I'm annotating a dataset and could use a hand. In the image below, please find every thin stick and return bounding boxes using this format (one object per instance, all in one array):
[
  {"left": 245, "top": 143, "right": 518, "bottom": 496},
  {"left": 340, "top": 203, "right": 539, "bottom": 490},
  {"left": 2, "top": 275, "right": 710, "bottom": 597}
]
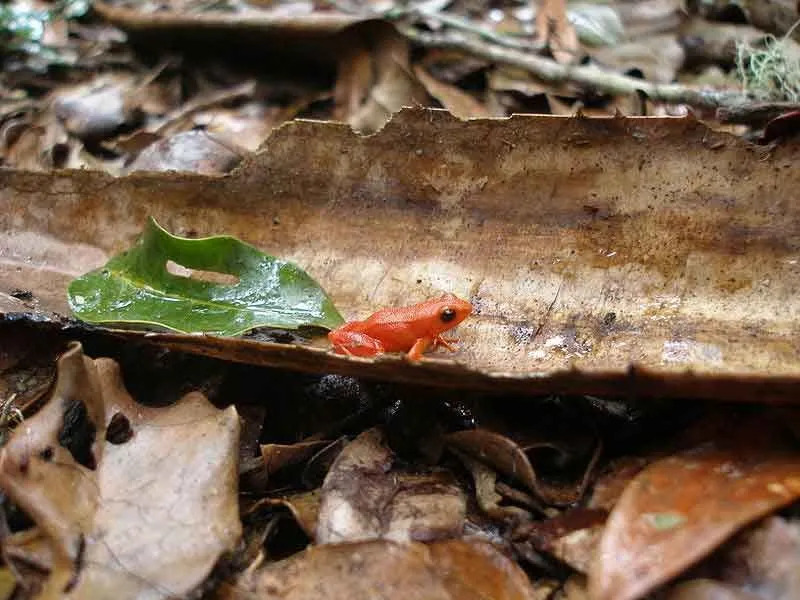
[{"left": 400, "top": 27, "right": 747, "bottom": 110}]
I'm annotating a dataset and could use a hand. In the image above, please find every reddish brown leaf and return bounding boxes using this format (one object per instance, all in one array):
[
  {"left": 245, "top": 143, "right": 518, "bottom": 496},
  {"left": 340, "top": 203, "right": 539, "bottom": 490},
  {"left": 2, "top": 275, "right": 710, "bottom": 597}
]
[{"left": 589, "top": 439, "right": 800, "bottom": 600}]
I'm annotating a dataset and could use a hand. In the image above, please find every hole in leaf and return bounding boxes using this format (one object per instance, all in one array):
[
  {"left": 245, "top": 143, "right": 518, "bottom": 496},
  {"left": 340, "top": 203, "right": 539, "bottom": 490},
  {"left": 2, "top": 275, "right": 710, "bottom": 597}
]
[
  {"left": 166, "top": 260, "right": 240, "bottom": 285},
  {"left": 106, "top": 412, "right": 134, "bottom": 444},
  {"left": 59, "top": 399, "right": 97, "bottom": 470}
]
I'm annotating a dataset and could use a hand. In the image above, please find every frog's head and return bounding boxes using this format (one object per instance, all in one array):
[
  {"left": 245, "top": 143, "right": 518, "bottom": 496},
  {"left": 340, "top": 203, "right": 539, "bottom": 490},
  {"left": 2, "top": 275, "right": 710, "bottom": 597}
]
[{"left": 434, "top": 293, "right": 473, "bottom": 327}]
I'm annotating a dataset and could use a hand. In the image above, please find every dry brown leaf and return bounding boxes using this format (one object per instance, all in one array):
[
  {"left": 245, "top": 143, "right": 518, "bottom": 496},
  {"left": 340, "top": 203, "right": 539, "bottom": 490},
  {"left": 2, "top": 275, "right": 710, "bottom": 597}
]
[
  {"left": 535, "top": 0, "right": 580, "bottom": 65},
  {"left": 589, "top": 434, "right": 800, "bottom": 600},
  {"left": 615, "top": 0, "right": 687, "bottom": 40},
  {"left": 52, "top": 74, "right": 142, "bottom": 142},
  {"left": 450, "top": 447, "right": 533, "bottom": 522},
  {"left": 345, "top": 26, "right": 428, "bottom": 133},
  {"left": 2, "top": 110, "right": 800, "bottom": 400},
  {"left": 225, "top": 538, "right": 537, "bottom": 600},
  {"left": 446, "top": 428, "right": 596, "bottom": 505},
  {"left": 317, "top": 428, "right": 466, "bottom": 543},
  {"left": 413, "top": 66, "right": 491, "bottom": 120},
  {"left": 260, "top": 440, "right": 332, "bottom": 478},
  {"left": 709, "top": 516, "right": 800, "bottom": 598},
  {"left": 0, "top": 343, "right": 241, "bottom": 599},
  {"left": 514, "top": 508, "right": 607, "bottom": 574},
  {"left": 664, "top": 579, "right": 762, "bottom": 600},
  {"left": 591, "top": 35, "right": 686, "bottom": 84},
  {"left": 246, "top": 490, "right": 322, "bottom": 540},
  {"left": 334, "top": 46, "right": 374, "bottom": 122}
]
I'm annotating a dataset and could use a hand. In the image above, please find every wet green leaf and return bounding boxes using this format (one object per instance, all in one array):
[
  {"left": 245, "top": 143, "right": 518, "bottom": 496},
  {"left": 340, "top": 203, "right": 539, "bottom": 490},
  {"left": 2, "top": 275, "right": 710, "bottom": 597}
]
[{"left": 68, "top": 218, "right": 343, "bottom": 335}]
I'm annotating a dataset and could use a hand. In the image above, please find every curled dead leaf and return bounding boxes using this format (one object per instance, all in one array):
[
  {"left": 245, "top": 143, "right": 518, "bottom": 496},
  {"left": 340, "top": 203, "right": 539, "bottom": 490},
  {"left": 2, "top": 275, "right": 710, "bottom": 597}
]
[{"left": 0, "top": 343, "right": 241, "bottom": 599}]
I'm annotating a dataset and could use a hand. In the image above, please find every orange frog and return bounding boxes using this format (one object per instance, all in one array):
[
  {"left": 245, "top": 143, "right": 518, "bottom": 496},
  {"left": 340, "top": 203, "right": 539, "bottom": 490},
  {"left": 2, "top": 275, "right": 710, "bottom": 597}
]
[{"left": 328, "top": 293, "right": 473, "bottom": 360}]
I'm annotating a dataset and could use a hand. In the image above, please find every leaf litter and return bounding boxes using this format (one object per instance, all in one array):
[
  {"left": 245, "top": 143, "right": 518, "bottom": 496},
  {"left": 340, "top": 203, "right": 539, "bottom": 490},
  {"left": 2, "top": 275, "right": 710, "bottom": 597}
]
[
  {"left": 0, "top": 342, "right": 241, "bottom": 599},
  {"left": 3, "top": 0, "right": 800, "bottom": 598}
]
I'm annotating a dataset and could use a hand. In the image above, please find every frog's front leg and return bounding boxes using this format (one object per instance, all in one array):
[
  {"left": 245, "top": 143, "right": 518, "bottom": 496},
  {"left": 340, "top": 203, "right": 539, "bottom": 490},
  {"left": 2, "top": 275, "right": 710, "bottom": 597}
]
[
  {"left": 329, "top": 331, "right": 385, "bottom": 357},
  {"left": 407, "top": 337, "right": 434, "bottom": 361},
  {"left": 433, "top": 336, "right": 459, "bottom": 352}
]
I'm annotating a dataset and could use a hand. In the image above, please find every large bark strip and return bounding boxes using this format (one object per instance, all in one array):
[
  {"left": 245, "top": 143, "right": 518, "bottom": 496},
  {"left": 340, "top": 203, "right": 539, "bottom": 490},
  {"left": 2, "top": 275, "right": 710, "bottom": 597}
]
[{"left": 2, "top": 109, "right": 799, "bottom": 400}]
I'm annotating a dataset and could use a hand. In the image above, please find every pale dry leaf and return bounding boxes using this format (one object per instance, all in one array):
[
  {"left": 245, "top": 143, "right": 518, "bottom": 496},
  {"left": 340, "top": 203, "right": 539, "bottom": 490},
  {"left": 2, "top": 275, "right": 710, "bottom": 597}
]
[
  {"left": 126, "top": 130, "right": 245, "bottom": 174},
  {"left": 316, "top": 428, "right": 466, "bottom": 544},
  {"left": 0, "top": 343, "right": 241, "bottom": 600}
]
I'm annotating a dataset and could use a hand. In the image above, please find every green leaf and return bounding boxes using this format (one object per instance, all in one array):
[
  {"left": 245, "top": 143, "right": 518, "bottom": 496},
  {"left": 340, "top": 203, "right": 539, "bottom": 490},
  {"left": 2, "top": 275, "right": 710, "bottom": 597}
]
[{"left": 68, "top": 218, "right": 344, "bottom": 335}]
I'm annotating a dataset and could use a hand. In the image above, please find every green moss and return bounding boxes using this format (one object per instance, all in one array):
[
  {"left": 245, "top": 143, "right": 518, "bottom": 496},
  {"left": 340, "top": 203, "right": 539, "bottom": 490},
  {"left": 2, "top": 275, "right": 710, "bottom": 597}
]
[{"left": 735, "top": 21, "right": 800, "bottom": 102}]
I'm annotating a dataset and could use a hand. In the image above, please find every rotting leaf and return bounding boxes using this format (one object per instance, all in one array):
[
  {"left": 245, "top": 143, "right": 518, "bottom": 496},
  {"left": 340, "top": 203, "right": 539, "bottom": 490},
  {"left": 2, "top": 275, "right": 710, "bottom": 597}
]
[
  {"left": 0, "top": 342, "right": 241, "bottom": 599},
  {"left": 446, "top": 428, "right": 598, "bottom": 506},
  {"left": 226, "top": 538, "right": 537, "bottom": 600},
  {"left": 68, "top": 217, "right": 343, "bottom": 335},
  {"left": 316, "top": 428, "right": 466, "bottom": 544},
  {"left": 589, "top": 432, "right": 800, "bottom": 600}
]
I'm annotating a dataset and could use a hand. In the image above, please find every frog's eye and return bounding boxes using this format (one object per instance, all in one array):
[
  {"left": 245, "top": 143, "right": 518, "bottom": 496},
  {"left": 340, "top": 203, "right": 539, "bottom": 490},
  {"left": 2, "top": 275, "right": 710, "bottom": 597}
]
[{"left": 440, "top": 307, "right": 456, "bottom": 322}]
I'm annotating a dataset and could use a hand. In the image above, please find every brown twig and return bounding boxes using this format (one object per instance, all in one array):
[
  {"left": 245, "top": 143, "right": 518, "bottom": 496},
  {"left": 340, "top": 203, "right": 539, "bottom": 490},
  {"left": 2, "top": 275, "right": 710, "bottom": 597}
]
[
  {"left": 399, "top": 26, "right": 747, "bottom": 110},
  {"left": 717, "top": 101, "right": 800, "bottom": 125}
]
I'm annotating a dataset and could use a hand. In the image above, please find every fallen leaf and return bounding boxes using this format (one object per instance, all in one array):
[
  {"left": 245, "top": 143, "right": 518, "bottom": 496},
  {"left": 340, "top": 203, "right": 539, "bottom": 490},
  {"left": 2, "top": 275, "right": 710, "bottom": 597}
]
[
  {"left": 0, "top": 342, "right": 241, "bottom": 599},
  {"left": 591, "top": 36, "right": 687, "bottom": 84},
  {"left": 246, "top": 490, "right": 322, "bottom": 540},
  {"left": 226, "top": 538, "right": 537, "bottom": 600},
  {"left": 535, "top": 0, "right": 580, "bottom": 64},
  {"left": 68, "top": 217, "right": 344, "bottom": 335},
  {"left": 513, "top": 508, "right": 607, "bottom": 574},
  {"left": 589, "top": 435, "right": 800, "bottom": 600},
  {"left": 447, "top": 428, "right": 598, "bottom": 505},
  {"left": 0, "top": 569, "right": 15, "bottom": 600},
  {"left": 316, "top": 428, "right": 466, "bottom": 543},
  {"left": 450, "top": 447, "right": 534, "bottom": 522},
  {"left": 346, "top": 25, "right": 428, "bottom": 133},
  {"left": 53, "top": 74, "right": 142, "bottom": 142},
  {"left": 711, "top": 516, "right": 800, "bottom": 598},
  {"left": 125, "top": 130, "right": 244, "bottom": 174},
  {"left": 413, "top": 66, "right": 491, "bottom": 119},
  {"left": 664, "top": 579, "right": 762, "bottom": 600},
  {"left": 260, "top": 440, "right": 333, "bottom": 479}
]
